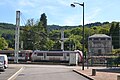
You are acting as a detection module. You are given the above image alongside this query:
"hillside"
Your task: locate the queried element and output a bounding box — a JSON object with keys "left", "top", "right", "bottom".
{"left": 0, "top": 21, "right": 110, "bottom": 31}
{"left": 0, "top": 23, "right": 15, "bottom": 29}
{"left": 0, "top": 23, "right": 15, "bottom": 36}
{"left": 0, "top": 22, "right": 111, "bottom": 37}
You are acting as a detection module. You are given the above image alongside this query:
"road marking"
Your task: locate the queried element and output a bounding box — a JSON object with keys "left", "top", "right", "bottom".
{"left": 8, "top": 66, "right": 25, "bottom": 80}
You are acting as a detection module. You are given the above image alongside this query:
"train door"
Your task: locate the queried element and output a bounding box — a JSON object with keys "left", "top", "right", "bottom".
{"left": 25, "top": 53, "right": 32, "bottom": 61}
{"left": 29, "top": 52, "right": 32, "bottom": 61}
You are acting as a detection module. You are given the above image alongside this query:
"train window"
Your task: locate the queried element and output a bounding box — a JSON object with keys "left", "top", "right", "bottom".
{"left": 37, "top": 53, "right": 43, "bottom": 56}
{"left": 47, "top": 53, "right": 63, "bottom": 56}
{"left": 7, "top": 53, "right": 13, "bottom": 57}
{"left": 101, "top": 38, "right": 106, "bottom": 40}
{"left": 107, "top": 38, "right": 111, "bottom": 40}
{"left": 19, "top": 53, "right": 25, "bottom": 57}
{"left": 67, "top": 53, "right": 69, "bottom": 56}
{"left": 19, "top": 53, "right": 22, "bottom": 57}
{"left": 94, "top": 38, "right": 99, "bottom": 40}
{"left": 89, "top": 38, "right": 92, "bottom": 40}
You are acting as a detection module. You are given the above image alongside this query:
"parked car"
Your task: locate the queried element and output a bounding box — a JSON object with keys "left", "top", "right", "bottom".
{"left": 0, "top": 54, "right": 8, "bottom": 69}
{"left": 0, "top": 62, "right": 4, "bottom": 71}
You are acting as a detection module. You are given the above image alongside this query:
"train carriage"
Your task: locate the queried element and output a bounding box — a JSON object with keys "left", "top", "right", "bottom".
{"left": 31, "top": 50, "right": 83, "bottom": 62}
{"left": 0, "top": 50, "right": 83, "bottom": 63}
{"left": 0, "top": 50, "right": 33, "bottom": 61}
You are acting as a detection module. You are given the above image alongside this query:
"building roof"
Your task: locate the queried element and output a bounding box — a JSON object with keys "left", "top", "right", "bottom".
{"left": 89, "top": 34, "right": 111, "bottom": 38}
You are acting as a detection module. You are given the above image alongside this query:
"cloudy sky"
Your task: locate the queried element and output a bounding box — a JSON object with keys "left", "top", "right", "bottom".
{"left": 0, "top": 0, "right": 120, "bottom": 26}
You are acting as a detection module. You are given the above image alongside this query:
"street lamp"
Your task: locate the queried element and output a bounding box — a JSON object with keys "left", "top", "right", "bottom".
{"left": 71, "top": 2, "right": 85, "bottom": 70}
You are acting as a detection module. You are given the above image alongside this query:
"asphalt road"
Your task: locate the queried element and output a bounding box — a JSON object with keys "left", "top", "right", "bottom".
{"left": 0, "top": 65, "right": 21, "bottom": 80}
{"left": 15, "top": 64, "right": 89, "bottom": 80}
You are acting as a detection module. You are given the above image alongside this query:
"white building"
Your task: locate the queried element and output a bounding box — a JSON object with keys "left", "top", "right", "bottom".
{"left": 88, "top": 34, "right": 112, "bottom": 56}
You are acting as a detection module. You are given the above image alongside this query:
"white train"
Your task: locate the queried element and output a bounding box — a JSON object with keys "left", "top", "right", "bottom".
{"left": 0, "top": 50, "right": 83, "bottom": 63}
{"left": 31, "top": 50, "right": 83, "bottom": 62}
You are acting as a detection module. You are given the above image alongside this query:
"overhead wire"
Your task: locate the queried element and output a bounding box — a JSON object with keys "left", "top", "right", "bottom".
{"left": 20, "top": 12, "right": 27, "bottom": 27}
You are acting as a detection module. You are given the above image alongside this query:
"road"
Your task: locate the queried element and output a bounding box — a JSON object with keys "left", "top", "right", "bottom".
{"left": 15, "top": 64, "right": 89, "bottom": 80}
{"left": 0, "top": 65, "right": 21, "bottom": 80}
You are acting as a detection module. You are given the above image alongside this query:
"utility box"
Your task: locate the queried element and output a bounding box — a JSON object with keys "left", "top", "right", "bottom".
{"left": 69, "top": 53, "right": 78, "bottom": 65}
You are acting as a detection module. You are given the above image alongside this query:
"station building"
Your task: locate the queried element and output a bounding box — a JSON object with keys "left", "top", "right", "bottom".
{"left": 88, "top": 34, "right": 112, "bottom": 56}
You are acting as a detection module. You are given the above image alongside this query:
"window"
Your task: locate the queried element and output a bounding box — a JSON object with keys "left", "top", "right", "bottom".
{"left": 47, "top": 53, "right": 63, "bottom": 56}
{"left": 98, "top": 49, "right": 102, "bottom": 55}
{"left": 37, "top": 53, "right": 43, "bottom": 56}
{"left": 94, "top": 38, "right": 99, "bottom": 40}
{"left": 67, "top": 53, "right": 69, "bottom": 56}
{"left": 101, "top": 38, "right": 106, "bottom": 40}
{"left": 89, "top": 38, "right": 92, "bottom": 40}
{"left": 107, "top": 38, "right": 111, "bottom": 40}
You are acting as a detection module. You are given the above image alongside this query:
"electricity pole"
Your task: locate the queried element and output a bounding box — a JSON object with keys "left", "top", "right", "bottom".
{"left": 14, "top": 11, "right": 20, "bottom": 63}
{"left": 61, "top": 28, "right": 64, "bottom": 51}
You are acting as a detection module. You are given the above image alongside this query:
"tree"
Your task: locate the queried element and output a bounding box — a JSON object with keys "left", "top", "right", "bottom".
{"left": 113, "top": 23, "right": 119, "bottom": 49}
{"left": 109, "top": 22, "right": 115, "bottom": 36}
{"left": 64, "top": 35, "right": 82, "bottom": 50}
{"left": 45, "top": 39, "right": 55, "bottom": 50}
{"left": 0, "top": 37, "right": 8, "bottom": 50}
{"left": 70, "top": 27, "right": 82, "bottom": 35}
{"left": 99, "top": 28, "right": 109, "bottom": 34}
{"left": 109, "top": 22, "right": 119, "bottom": 49}
{"left": 40, "top": 13, "right": 47, "bottom": 33}
{"left": 21, "top": 13, "right": 48, "bottom": 50}
{"left": 49, "top": 30, "right": 61, "bottom": 41}
{"left": 21, "top": 26, "right": 33, "bottom": 50}
{"left": 1, "top": 33, "right": 14, "bottom": 48}
{"left": 32, "top": 22, "right": 48, "bottom": 50}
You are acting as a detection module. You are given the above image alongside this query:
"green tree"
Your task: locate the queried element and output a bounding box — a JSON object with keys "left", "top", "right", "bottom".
{"left": 113, "top": 23, "right": 119, "bottom": 49}
{"left": 1, "top": 33, "right": 14, "bottom": 48}
{"left": 49, "top": 30, "right": 61, "bottom": 41}
{"left": 64, "top": 35, "right": 82, "bottom": 50}
{"left": 70, "top": 27, "right": 82, "bottom": 35}
{"left": 21, "top": 13, "right": 48, "bottom": 50}
{"left": 40, "top": 13, "right": 47, "bottom": 33}
{"left": 109, "top": 22, "right": 119, "bottom": 49}
{"left": 21, "top": 26, "right": 33, "bottom": 50}
{"left": 45, "top": 39, "right": 55, "bottom": 50}
{"left": 109, "top": 22, "right": 115, "bottom": 36}
{"left": 0, "top": 37, "right": 8, "bottom": 50}
{"left": 99, "top": 27, "right": 109, "bottom": 34}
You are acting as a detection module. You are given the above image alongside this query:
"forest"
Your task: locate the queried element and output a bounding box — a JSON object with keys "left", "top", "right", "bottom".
{"left": 0, "top": 13, "right": 119, "bottom": 54}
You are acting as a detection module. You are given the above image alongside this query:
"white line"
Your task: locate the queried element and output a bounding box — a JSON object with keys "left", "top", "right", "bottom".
{"left": 8, "top": 66, "right": 24, "bottom": 80}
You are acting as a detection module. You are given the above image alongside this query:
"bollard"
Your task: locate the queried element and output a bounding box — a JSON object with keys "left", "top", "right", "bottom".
{"left": 92, "top": 69, "right": 96, "bottom": 76}
{"left": 117, "top": 75, "right": 120, "bottom": 80}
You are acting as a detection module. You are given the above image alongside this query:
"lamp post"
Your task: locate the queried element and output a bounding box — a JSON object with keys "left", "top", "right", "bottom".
{"left": 71, "top": 2, "right": 85, "bottom": 70}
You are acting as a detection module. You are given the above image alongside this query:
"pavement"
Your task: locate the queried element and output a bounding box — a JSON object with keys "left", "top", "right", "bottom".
{"left": 1, "top": 64, "right": 120, "bottom": 80}
{"left": 73, "top": 67, "right": 120, "bottom": 80}
{"left": 0, "top": 64, "right": 22, "bottom": 80}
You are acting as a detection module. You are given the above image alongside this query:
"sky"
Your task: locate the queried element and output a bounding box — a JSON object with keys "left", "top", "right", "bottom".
{"left": 0, "top": 0, "right": 120, "bottom": 26}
